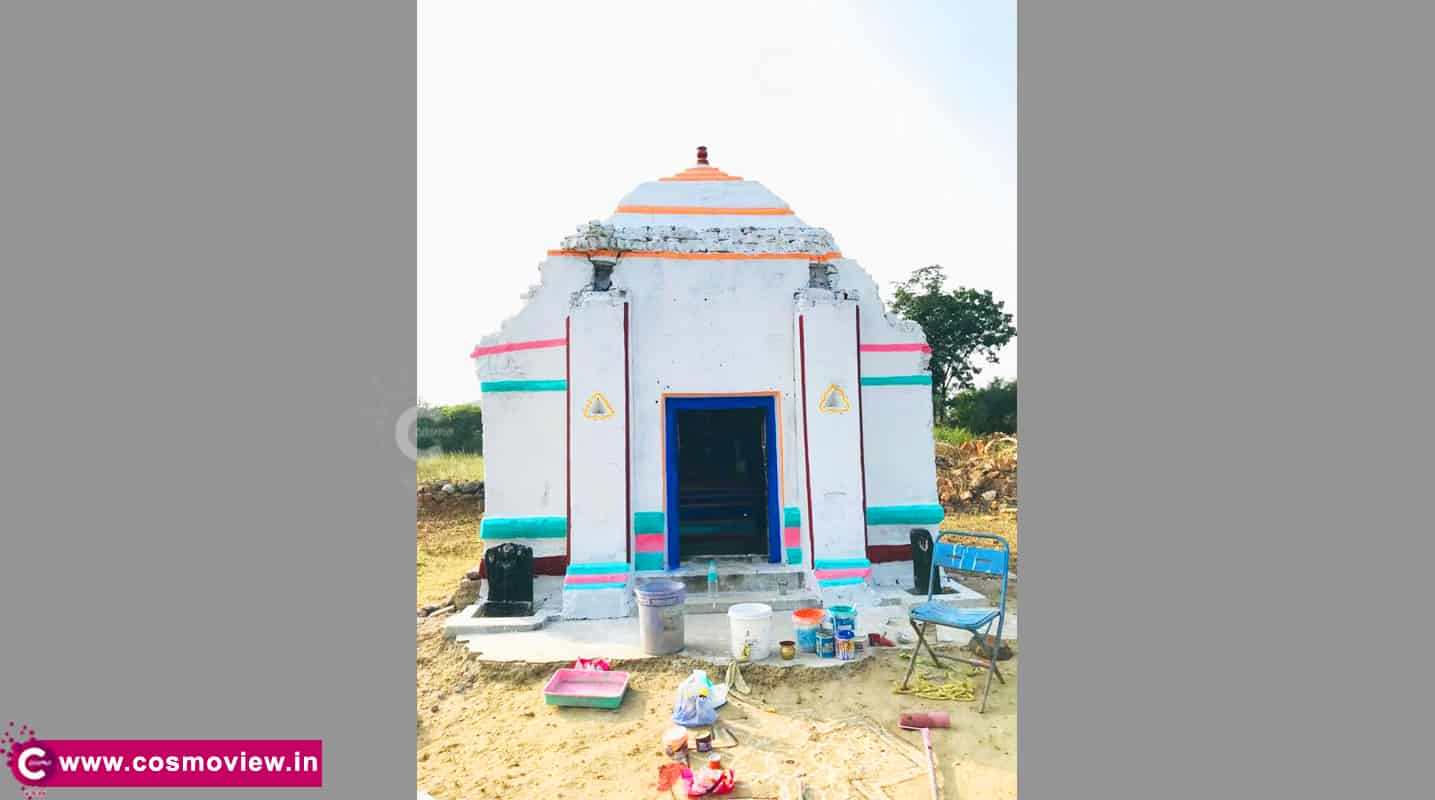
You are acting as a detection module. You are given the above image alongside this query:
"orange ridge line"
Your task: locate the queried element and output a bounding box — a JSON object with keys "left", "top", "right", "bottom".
{"left": 614, "top": 205, "right": 794, "bottom": 216}
{"left": 658, "top": 176, "right": 745, "bottom": 182}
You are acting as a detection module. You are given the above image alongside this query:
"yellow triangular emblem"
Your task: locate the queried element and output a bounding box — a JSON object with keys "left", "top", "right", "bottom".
{"left": 583, "top": 392, "right": 615, "bottom": 419}
{"left": 819, "top": 384, "right": 850, "bottom": 414}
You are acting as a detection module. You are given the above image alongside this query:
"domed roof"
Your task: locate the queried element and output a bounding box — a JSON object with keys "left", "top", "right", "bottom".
{"left": 606, "top": 147, "right": 810, "bottom": 230}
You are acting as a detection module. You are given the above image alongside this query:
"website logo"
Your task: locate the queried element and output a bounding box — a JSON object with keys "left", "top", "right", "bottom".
{"left": 4, "top": 723, "right": 321, "bottom": 794}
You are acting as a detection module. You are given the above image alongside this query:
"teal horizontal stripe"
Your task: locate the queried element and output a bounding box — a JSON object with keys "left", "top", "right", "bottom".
{"left": 480, "top": 516, "right": 567, "bottom": 539}
{"left": 634, "top": 552, "right": 665, "bottom": 571}
{"left": 633, "top": 511, "right": 665, "bottom": 534}
{"left": 783, "top": 507, "right": 801, "bottom": 527}
{"left": 564, "top": 582, "right": 627, "bottom": 591}
{"left": 482, "top": 379, "right": 568, "bottom": 393}
{"left": 818, "top": 577, "right": 866, "bottom": 587}
{"left": 860, "top": 374, "right": 931, "bottom": 387}
{"left": 785, "top": 547, "right": 804, "bottom": 565}
{"left": 567, "top": 561, "right": 629, "bottom": 575}
{"left": 866, "top": 504, "right": 946, "bottom": 525}
{"left": 814, "top": 558, "right": 871, "bottom": 570}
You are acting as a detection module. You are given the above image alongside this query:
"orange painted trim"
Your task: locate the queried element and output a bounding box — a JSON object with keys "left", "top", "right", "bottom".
{"left": 660, "top": 166, "right": 744, "bottom": 182}
{"left": 547, "top": 249, "right": 842, "bottom": 262}
{"left": 615, "top": 205, "right": 793, "bottom": 216}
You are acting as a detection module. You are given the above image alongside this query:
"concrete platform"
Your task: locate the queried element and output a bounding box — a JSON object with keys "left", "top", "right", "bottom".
{"left": 441, "top": 604, "right": 560, "bottom": 637}
{"left": 456, "top": 603, "right": 1017, "bottom": 665}
{"left": 442, "top": 559, "right": 998, "bottom": 655}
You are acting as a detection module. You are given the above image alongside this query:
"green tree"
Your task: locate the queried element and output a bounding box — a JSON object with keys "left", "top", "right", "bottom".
{"left": 950, "top": 378, "right": 1017, "bottom": 435}
{"left": 888, "top": 265, "right": 1016, "bottom": 424}
{"left": 416, "top": 402, "right": 484, "bottom": 453}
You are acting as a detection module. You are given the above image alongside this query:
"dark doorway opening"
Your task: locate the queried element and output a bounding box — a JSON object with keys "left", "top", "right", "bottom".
{"left": 674, "top": 408, "right": 769, "bottom": 558}
{"left": 664, "top": 395, "right": 782, "bottom": 568}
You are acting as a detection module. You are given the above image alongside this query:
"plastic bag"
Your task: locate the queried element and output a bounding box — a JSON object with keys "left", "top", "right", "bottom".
{"left": 671, "top": 671, "right": 717, "bottom": 727}
{"left": 681, "top": 766, "right": 736, "bottom": 796}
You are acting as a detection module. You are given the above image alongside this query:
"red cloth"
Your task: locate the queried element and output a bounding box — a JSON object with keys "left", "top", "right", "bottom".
{"left": 656, "top": 763, "right": 686, "bottom": 791}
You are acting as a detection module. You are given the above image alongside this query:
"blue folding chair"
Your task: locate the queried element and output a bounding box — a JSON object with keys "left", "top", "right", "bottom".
{"left": 900, "top": 531, "right": 1011, "bottom": 713}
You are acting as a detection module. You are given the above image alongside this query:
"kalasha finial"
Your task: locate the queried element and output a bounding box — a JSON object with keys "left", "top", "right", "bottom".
{"left": 696, "top": 145, "right": 709, "bottom": 165}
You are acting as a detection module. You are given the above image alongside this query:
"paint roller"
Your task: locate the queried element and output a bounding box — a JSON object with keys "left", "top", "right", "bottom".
{"left": 898, "top": 712, "right": 950, "bottom": 800}
{"left": 898, "top": 711, "right": 950, "bottom": 729}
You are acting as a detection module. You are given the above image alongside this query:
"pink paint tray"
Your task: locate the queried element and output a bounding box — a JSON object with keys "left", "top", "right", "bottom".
{"left": 542, "top": 668, "right": 631, "bottom": 709}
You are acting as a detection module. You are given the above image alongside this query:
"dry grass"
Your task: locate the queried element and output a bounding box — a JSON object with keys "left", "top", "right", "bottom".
{"left": 941, "top": 509, "right": 1018, "bottom": 565}
{"left": 417, "top": 500, "right": 484, "bottom": 608}
{"left": 417, "top": 453, "right": 485, "bottom": 486}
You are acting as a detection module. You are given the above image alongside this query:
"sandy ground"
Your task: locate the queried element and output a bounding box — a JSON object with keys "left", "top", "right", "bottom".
{"left": 417, "top": 616, "right": 1015, "bottom": 799}
{"left": 418, "top": 497, "right": 484, "bottom": 608}
{"left": 416, "top": 484, "right": 1018, "bottom": 798}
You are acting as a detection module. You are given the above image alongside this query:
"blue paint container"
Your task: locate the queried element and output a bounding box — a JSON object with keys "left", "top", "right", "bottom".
{"left": 792, "top": 608, "right": 824, "bottom": 652}
{"left": 828, "top": 605, "right": 856, "bottom": 635}
{"left": 795, "top": 624, "right": 818, "bottom": 653}
{"left": 816, "top": 629, "right": 836, "bottom": 658}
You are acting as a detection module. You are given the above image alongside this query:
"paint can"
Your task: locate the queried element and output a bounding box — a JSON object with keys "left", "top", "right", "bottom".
{"left": 816, "top": 629, "right": 836, "bottom": 658}
{"left": 791, "top": 607, "right": 824, "bottom": 652}
{"left": 828, "top": 604, "right": 857, "bottom": 635}
{"left": 836, "top": 629, "right": 856, "bottom": 661}
{"left": 695, "top": 731, "right": 713, "bottom": 753}
{"left": 663, "top": 725, "right": 689, "bottom": 759}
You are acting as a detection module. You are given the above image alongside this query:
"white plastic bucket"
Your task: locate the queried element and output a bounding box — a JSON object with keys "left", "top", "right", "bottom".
{"left": 727, "top": 602, "right": 774, "bottom": 661}
{"left": 635, "top": 580, "right": 687, "bottom": 655}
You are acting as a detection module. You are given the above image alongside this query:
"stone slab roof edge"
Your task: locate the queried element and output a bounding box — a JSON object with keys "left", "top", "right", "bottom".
{"left": 557, "top": 222, "right": 839, "bottom": 257}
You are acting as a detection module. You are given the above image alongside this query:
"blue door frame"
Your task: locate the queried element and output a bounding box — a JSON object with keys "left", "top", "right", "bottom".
{"left": 664, "top": 395, "right": 782, "bottom": 569}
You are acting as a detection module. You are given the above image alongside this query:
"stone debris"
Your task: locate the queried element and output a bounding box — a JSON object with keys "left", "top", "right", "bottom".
{"left": 559, "top": 221, "right": 839, "bottom": 256}
{"left": 417, "top": 480, "right": 485, "bottom": 507}
{"left": 936, "top": 435, "right": 1017, "bottom": 512}
{"left": 966, "top": 633, "right": 1015, "bottom": 661}
{"left": 448, "top": 576, "right": 482, "bottom": 611}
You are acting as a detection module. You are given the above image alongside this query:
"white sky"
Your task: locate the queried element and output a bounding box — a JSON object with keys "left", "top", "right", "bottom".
{"left": 419, "top": 0, "right": 1016, "bottom": 405}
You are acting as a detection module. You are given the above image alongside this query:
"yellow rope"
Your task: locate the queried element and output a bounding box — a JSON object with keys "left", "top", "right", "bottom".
{"left": 892, "top": 671, "right": 977, "bottom": 702}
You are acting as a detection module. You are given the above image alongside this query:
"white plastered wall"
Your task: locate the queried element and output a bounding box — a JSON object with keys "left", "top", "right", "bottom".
{"left": 473, "top": 260, "right": 590, "bottom": 559}
{"left": 616, "top": 254, "right": 809, "bottom": 566}
{"left": 842, "top": 261, "right": 941, "bottom": 548}
{"left": 566, "top": 291, "right": 629, "bottom": 565}
{"left": 475, "top": 248, "right": 939, "bottom": 568}
{"left": 793, "top": 290, "right": 867, "bottom": 562}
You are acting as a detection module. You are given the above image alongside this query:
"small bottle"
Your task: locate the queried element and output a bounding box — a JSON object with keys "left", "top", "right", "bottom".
{"left": 707, "top": 560, "right": 718, "bottom": 609}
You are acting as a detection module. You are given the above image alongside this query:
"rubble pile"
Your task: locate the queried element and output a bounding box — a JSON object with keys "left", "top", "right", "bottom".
{"left": 936, "top": 435, "right": 1017, "bottom": 513}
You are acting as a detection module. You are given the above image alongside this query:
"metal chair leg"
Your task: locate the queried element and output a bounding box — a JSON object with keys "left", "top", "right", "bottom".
{"left": 900, "top": 619, "right": 922, "bottom": 690}
{"left": 979, "top": 650, "right": 997, "bottom": 714}
{"left": 978, "top": 618, "right": 1006, "bottom": 684}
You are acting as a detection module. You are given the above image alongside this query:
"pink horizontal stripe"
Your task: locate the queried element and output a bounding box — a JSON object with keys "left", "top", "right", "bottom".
{"left": 564, "top": 572, "right": 628, "bottom": 585}
{"left": 860, "top": 342, "right": 932, "bottom": 354}
{"left": 470, "top": 337, "right": 567, "bottom": 358}
{"left": 635, "top": 534, "right": 665, "bottom": 553}
{"left": 782, "top": 527, "right": 802, "bottom": 547}
{"left": 814, "top": 567, "right": 872, "bottom": 580}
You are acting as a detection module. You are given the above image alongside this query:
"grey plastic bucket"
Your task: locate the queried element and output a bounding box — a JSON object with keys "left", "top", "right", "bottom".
{"left": 635, "top": 580, "right": 687, "bottom": 655}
